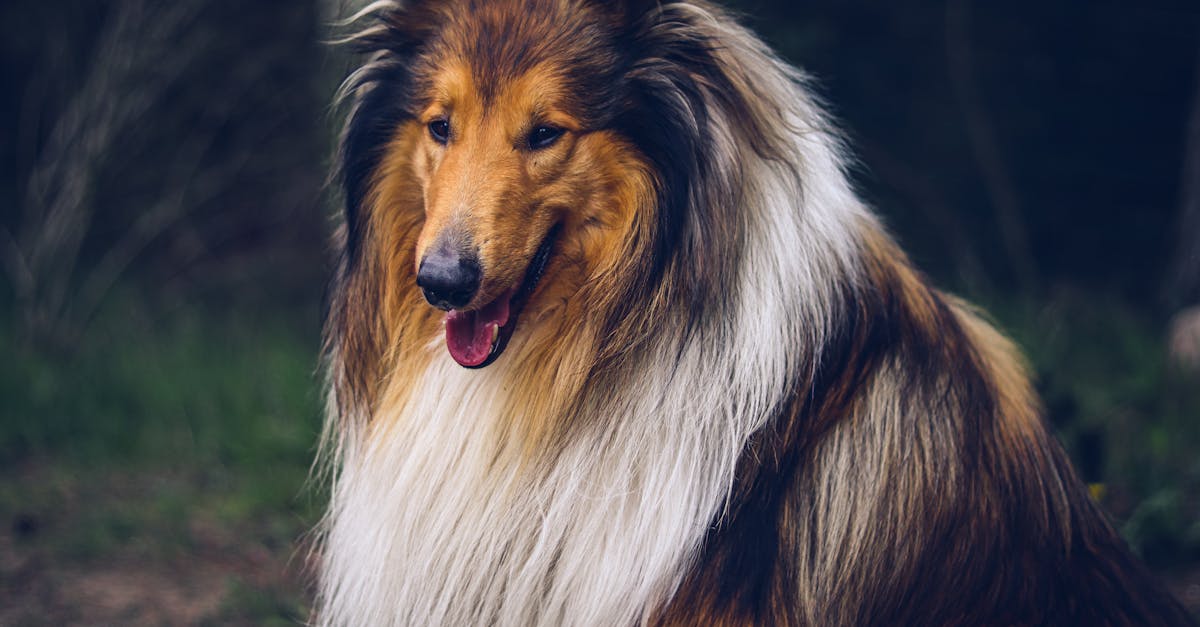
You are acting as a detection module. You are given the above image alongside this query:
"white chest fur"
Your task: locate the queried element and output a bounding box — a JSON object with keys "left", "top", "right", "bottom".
{"left": 320, "top": 353, "right": 741, "bottom": 626}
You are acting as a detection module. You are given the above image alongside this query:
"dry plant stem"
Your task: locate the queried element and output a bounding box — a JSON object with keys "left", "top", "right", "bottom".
{"left": 858, "top": 138, "right": 991, "bottom": 291}
{"left": 4, "top": 0, "right": 274, "bottom": 346}
{"left": 946, "top": 0, "right": 1038, "bottom": 291}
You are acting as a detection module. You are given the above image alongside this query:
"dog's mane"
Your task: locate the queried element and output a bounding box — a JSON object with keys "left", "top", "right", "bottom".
{"left": 316, "top": 2, "right": 1195, "bottom": 626}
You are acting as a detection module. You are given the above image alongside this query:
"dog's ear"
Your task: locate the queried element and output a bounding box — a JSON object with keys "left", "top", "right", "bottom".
{"left": 603, "top": 0, "right": 769, "bottom": 320}
{"left": 335, "top": 0, "right": 445, "bottom": 262}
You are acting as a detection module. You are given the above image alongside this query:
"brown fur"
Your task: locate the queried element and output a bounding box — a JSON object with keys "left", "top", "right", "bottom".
{"left": 323, "top": 1, "right": 1196, "bottom": 624}
{"left": 655, "top": 227, "right": 1190, "bottom": 625}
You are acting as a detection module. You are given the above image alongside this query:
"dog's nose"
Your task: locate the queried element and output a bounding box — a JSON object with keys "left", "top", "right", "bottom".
{"left": 417, "top": 250, "right": 481, "bottom": 311}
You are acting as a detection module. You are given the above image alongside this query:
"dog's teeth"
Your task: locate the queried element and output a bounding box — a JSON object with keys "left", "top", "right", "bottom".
{"left": 491, "top": 324, "right": 499, "bottom": 344}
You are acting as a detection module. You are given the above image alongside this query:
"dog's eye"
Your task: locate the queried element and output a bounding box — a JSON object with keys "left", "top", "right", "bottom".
{"left": 527, "top": 125, "right": 564, "bottom": 150}
{"left": 428, "top": 119, "right": 450, "bottom": 145}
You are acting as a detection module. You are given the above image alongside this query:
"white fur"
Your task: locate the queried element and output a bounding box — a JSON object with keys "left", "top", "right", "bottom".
{"left": 318, "top": 3, "right": 873, "bottom": 625}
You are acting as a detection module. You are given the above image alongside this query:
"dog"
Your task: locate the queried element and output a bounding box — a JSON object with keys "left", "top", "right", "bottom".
{"left": 316, "top": 1, "right": 1196, "bottom": 624}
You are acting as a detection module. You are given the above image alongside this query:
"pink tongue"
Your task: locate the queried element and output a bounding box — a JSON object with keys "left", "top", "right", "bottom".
{"left": 444, "top": 290, "right": 512, "bottom": 367}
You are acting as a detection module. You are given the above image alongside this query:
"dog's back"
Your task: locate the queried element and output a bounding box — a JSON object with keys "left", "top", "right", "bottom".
{"left": 660, "top": 230, "right": 1194, "bottom": 625}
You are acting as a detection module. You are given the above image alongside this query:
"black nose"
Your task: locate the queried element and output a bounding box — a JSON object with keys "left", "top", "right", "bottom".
{"left": 417, "top": 250, "right": 481, "bottom": 310}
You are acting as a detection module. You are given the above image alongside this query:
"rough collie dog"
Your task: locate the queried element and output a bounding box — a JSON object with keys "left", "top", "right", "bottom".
{"left": 317, "top": 1, "right": 1195, "bottom": 624}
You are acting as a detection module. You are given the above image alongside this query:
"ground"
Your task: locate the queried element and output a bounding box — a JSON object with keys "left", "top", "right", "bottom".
{"left": 0, "top": 463, "right": 313, "bottom": 625}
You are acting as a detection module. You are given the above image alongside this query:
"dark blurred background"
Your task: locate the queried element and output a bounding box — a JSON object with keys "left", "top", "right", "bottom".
{"left": 1, "top": 0, "right": 1197, "bottom": 623}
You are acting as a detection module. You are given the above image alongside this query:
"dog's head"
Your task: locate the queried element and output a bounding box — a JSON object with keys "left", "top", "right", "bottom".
{"left": 338, "top": 0, "right": 758, "bottom": 369}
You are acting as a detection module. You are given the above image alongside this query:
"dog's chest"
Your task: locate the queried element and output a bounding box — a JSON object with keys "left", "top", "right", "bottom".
{"left": 323, "top": 358, "right": 720, "bottom": 626}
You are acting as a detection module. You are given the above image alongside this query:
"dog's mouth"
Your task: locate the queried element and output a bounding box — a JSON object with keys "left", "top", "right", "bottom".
{"left": 443, "top": 226, "right": 559, "bottom": 369}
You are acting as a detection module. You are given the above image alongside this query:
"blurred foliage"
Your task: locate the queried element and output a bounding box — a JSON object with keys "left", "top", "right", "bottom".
{"left": 985, "top": 291, "right": 1200, "bottom": 566}
{"left": 729, "top": 0, "right": 1200, "bottom": 298}
{"left": 0, "top": 0, "right": 331, "bottom": 347}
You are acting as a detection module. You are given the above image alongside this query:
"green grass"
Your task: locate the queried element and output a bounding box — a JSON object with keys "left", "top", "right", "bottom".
{"left": 0, "top": 295, "right": 324, "bottom": 623}
{"left": 0, "top": 299, "right": 321, "bottom": 471}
